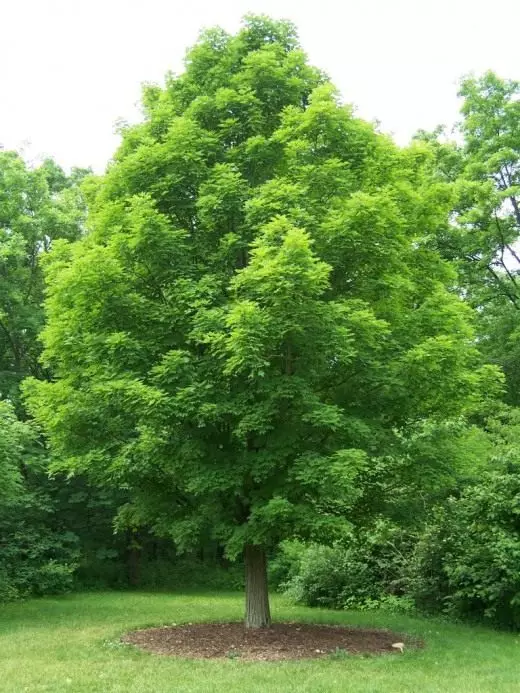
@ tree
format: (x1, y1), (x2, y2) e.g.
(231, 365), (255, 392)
(458, 74), (520, 405)
(0, 154), (109, 601)
(421, 73), (520, 404)
(25, 16), (498, 627)
(0, 401), (25, 507)
(0, 152), (86, 406)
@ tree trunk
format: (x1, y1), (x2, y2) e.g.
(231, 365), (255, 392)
(244, 544), (271, 628)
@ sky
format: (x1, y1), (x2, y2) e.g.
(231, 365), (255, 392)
(2, 0), (520, 172)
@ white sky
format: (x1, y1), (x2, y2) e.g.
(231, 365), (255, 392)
(2, 0), (520, 172)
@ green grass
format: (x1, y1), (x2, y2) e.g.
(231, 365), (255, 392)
(0, 592), (519, 692)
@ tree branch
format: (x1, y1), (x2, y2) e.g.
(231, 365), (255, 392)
(486, 265), (520, 309)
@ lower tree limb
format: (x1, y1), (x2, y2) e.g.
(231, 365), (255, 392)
(244, 544), (271, 628)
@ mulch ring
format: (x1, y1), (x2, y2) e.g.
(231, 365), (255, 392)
(122, 622), (422, 661)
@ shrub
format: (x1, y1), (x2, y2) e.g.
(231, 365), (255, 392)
(278, 521), (413, 612)
(0, 513), (79, 600)
(411, 464), (520, 629)
(0, 402), (80, 601)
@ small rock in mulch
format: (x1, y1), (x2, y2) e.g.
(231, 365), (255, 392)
(122, 622), (422, 661)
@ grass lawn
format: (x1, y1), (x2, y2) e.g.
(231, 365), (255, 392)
(0, 591), (519, 692)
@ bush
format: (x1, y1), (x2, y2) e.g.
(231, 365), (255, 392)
(411, 464), (520, 629)
(0, 512), (79, 600)
(269, 539), (304, 588)
(277, 521), (413, 612)
(0, 402), (80, 602)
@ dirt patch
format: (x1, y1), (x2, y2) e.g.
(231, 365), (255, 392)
(122, 622), (421, 661)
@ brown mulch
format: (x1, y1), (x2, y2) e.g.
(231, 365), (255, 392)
(122, 622), (421, 661)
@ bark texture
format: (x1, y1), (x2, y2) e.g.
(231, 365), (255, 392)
(244, 544), (271, 628)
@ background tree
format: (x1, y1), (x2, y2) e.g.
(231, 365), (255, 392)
(422, 73), (520, 404)
(26, 16), (499, 627)
(0, 152), (86, 405)
(0, 154), (114, 600)
(0, 401), (25, 507)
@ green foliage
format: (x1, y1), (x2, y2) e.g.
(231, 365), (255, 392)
(277, 409), (520, 628)
(457, 73), (520, 406)
(0, 523), (78, 600)
(0, 401), (79, 601)
(3, 13), (520, 641)
(399, 74), (520, 628)
(352, 417), (496, 527)
(0, 152), (126, 599)
(25, 17), (497, 587)
(0, 400), (26, 505)
(0, 153), (88, 600)
(423, 73), (520, 405)
(276, 521), (413, 613)
(411, 461), (520, 629)
(0, 152), (86, 405)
